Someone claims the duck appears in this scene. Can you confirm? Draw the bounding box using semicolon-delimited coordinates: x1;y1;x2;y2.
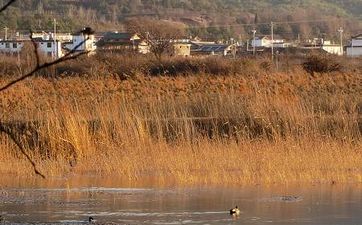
88;216;117;225
88;216;95;224
229;206;240;216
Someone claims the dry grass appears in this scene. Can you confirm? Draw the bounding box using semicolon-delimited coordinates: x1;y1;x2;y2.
0;68;361;185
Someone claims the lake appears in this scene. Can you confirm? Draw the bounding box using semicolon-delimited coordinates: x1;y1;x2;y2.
0;178;361;224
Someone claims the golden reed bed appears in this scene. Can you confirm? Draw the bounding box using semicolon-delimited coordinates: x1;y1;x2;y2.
0;70;361;185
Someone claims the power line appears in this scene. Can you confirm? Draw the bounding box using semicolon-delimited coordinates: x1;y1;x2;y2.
188;19;334;29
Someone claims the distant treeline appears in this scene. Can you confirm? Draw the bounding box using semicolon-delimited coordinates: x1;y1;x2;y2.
0;0;361;40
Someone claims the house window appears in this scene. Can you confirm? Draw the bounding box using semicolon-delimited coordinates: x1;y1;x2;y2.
5;43;10;48
13;43;17;48
47;42;52;48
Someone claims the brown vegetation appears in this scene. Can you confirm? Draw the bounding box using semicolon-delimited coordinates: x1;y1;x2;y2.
2;52;361;79
0;55;361;185
303;54;342;75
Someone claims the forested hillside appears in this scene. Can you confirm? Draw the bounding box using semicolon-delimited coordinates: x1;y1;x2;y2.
0;0;361;40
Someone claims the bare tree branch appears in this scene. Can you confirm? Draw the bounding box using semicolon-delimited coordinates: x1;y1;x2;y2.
0;0;17;14
30;31;40;67
11;138;46;179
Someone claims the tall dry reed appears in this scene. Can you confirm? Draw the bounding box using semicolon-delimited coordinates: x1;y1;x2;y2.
0;70;361;184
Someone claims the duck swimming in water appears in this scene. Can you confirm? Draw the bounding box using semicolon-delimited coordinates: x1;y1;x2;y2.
229;206;240;216
89;216;96;223
88;216;117;225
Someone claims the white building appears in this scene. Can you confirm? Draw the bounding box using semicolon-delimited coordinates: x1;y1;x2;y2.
36;40;64;58
321;40;343;56
251;36;285;48
173;43;191;57
32;32;73;42
138;40;150;54
64;32;97;53
300;38;343;56
346;34;362;57
0;40;24;54
252;36;271;47
0;39;64;59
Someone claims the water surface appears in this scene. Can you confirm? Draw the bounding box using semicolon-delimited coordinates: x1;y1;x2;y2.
0;178;361;224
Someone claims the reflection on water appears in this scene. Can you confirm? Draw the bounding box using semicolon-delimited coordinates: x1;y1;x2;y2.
0;178;361;225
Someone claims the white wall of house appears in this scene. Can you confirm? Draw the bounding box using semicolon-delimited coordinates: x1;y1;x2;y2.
138;41;150;54
0;40;64;58
322;44;343;56
32;32;51;40
37;41;64;59
65;34;97;52
173;43;191;56
53;33;73;42
274;43;292;48
351;38;362;46
252;37;285;48
32;32;73;42
347;35;362;57
346;47;362;57
0;41;24;53
252;38;271;47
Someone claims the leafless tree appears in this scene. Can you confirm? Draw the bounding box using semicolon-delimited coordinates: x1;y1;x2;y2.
126;18;185;61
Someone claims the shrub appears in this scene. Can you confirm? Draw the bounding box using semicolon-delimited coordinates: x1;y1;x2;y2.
303;54;342;75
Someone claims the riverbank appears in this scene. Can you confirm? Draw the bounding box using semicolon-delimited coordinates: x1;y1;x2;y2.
0;70;361;184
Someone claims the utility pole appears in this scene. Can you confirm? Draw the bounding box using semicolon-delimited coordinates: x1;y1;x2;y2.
252;28;256;56
4;27;8;40
338;27;343;56
351;36;354;57
271;21;274;62
53;18;57;59
297;33;300;45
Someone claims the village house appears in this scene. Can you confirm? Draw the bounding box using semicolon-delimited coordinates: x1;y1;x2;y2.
97;32;141;50
64;31;97;53
346;34;362;57
169;39;191;57
191;41;236;56
138;40;150;54
251;35;287;48
321;40;343;55
173;43;191;57
0;38;63;59
300;38;343;55
97;32;152;54
0;40;24;54
32;32;73;42
35;39;64;58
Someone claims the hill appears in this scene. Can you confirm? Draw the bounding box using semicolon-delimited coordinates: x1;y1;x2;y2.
0;0;361;40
